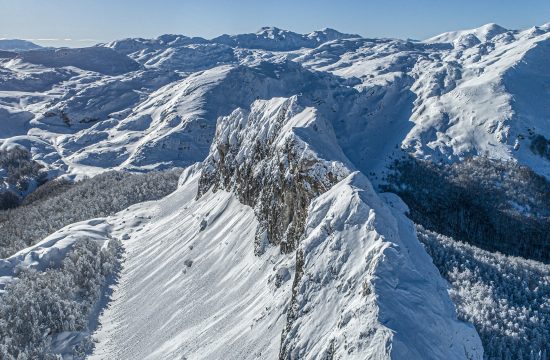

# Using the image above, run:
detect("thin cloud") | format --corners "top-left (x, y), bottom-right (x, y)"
top-left (22, 38), bottom-right (103, 43)
top-left (24, 38), bottom-right (61, 41)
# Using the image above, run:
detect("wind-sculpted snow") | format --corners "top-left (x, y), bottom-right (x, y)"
top-left (2, 92), bottom-right (483, 359)
top-left (3, 23), bottom-right (550, 184)
top-left (89, 170), bottom-right (296, 360)
top-left (34, 69), bottom-right (180, 128)
top-left (279, 174), bottom-right (482, 359)
top-left (196, 96), bottom-right (482, 358)
top-left (84, 61), bottom-right (343, 170)
top-left (296, 24), bottom-right (550, 179)
top-left (1, 57), bottom-right (356, 180)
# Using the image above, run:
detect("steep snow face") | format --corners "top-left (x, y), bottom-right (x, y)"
top-left (195, 95), bottom-right (482, 358)
top-left (502, 36), bottom-right (550, 175)
top-left (6, 24), bottom-right (550, 358)
top-left (90, 172), bottom-right (297, 360)
top-left (88, 173), bottom-right (482, 360)
top-left (0, 167), bottom-right (296, 359)
top-left (406, 26), bottom-right (550, 179)
top-left (280, 174), bottom-right (482, 359)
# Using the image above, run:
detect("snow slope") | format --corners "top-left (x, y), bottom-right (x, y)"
top-left (296, 24), bottom-right (550, 178)
top-left (90, 97), bottom-right (481, 359)
top-left (2, 95), bottom-right (483, 359)
top-left (279, 173), bottom-right (481, 359)
top-left (90, 171), bottom-right (296, 360)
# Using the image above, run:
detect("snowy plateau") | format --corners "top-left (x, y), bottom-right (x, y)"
top-left (0, 24), bottom-right (549, 360)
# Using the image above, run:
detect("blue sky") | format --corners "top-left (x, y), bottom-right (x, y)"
top-left (1, 0), bottom-right (549, 47)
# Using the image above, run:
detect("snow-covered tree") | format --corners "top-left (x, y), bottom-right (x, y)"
top-left (0, 169), bottom-right (180, 258)
top-left (418, 226), bottom-right (549, 360)
top-left (0, 239), bottom-right (121, 359)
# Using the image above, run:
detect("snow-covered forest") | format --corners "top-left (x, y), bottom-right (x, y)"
top-left (0, 169), bottom-right (180, 258)
top-left (418, 226), bottom-right (549, 360)
top-left (0, 239), bottom-right (122, 359)
top-left (384, 156), bottom-right (550, 262)
top-left (0, 146), bottom-right (47, 209)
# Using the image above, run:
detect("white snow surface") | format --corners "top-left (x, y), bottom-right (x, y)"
top-left (1, 168), bottom-right (482, 359)
top-left (2, 23), bottom-right (550, 181)
top-left (3, 22), bottom-right (550, 358)
top-left (279, 173), bottom-right (482, 359)
top-left (90, 171), bottom-right (296, 360)
top-left (2, 95), bottom-right (483, 358)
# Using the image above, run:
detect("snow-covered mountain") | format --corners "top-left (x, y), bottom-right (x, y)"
top-left (2, 23), bottom-right (550, 185)
top-left (213, 27), bottom-right (360, 51)
top-left (1, 24), bottom-right (549, 359)
top-left (1, 98), bottom-right (483, 359)
top-left (0, 39), bottom-right (42, 52)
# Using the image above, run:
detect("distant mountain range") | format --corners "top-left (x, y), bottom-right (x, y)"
top-left (0, 39), bottom-right (42, 51)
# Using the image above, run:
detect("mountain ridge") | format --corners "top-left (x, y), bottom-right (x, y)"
top-left (0, 22), bottom-right (549, 359)
top-left (0, 39), bottom-right (42, 51)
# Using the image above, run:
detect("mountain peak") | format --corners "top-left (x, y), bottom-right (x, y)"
top-left (212, 27), bottom-right (360, 51)
top-left (307, 28), bottom-right (360, 41)
top-left (424, 22), bottom-right (510, 44)
top-left (256, 26), bottom-right (286, 33)
top-left (476, 22), bottom-right (508, 40)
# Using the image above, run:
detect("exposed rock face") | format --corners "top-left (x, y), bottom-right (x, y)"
top-left (198, 96), bottom-right (350, 253)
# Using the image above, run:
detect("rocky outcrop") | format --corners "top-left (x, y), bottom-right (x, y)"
top-left (198, 96), bottom-right (350, 253)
